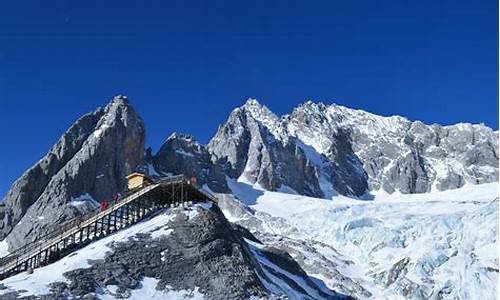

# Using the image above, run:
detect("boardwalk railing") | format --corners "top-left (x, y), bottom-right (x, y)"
top-left (0, 175), bottom-right (216, 279)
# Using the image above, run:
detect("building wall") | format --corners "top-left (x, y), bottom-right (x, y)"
top-left (127, 176), bottom-right (145, 190)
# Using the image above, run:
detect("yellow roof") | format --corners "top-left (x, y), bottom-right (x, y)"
top-left (126, 172), bottom-right (153, 181)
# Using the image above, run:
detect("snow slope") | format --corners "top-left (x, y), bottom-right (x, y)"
top-left (0, 207), bottom-right (190, 299)
top-left (0, 201), bottom-right (338, 300)
top-left (223, 181), bottom-right (499, 299)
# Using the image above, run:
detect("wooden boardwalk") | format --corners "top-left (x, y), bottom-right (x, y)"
top-left (0, 175), bottom-right (217, 280)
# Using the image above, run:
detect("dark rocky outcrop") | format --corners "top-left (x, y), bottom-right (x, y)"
top-left (152, 133), bottom-right (229, 193)
top-left (1, 204), bottom-right (345, 299)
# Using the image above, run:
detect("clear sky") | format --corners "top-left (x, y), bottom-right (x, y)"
top-left (0, 0), bottom-right (498, 197)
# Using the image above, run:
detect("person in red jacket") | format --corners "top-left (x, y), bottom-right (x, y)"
top-left (100, 200), bottom-right (109, 211)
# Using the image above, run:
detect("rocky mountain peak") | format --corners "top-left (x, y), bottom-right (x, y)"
top-left (153, 132), bottom-right (229, 192)
top-left (209, 99), bottom-right (498, 197)
top-left (242, 97), bottom-right (262, 107)
top-left (109, 94), bottom-right (130, 106)
top-left (1, 96), bottom-right (146, 250)
top-left (2, 96), bottom-right (497, 250)
top-left (158, 132), bottom-right (204, 157)
top-left (166, 132), bottom-right (196, 143)
top-left (237, 98), bottom-right (280, 131)
top-left (295, 100), bottom-right (328, 113)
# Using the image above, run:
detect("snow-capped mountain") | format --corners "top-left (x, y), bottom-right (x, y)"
top-left (0, 95), bottom-right (497, 299)
top-left (208, 99), bottom-right (498, 198)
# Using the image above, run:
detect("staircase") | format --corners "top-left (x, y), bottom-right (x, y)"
top-left (0, 175), bottom-right (217, 280)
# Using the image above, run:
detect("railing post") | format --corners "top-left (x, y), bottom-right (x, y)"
top-left (93, 218), bottom-right (98, 238)
top-left (107, 214), bottom-right (111, 234)
top-left (0, 181), bottom-right (172, 279)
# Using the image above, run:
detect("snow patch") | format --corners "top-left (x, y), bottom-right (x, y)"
top-left (197, 201), bottom-right (213, 210)
top-left (93, 124), bottom-right (109, 139)
top-left (0, 210), bottom-right (178, 297)
top-left (99, 277), bottom-right (205, 299)
top-left (68, 193), bottom-right (99, 208)
top-left (175, 149), bottom-right (195, 157)
top-left (0, 240), bottom-right (9, 258)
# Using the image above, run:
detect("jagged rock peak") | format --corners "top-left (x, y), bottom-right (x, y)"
top-left (109, 94), bottom-right (130, 105)
top-left (153, 132), bottom-right (229, 193)
top-left (296, 100), bottom-right (328, 111)
top-left (166, 132), bottom-right (197, 143)
top-left (209, 98), bottom-right (498, 197)
top-left (237, 98), bottom-right (280, 125)
top-left (1, 95), bottom-right (146, 250)
top-left (158, 132), bottom-right (206, 157)
top-left (243, 97), bottom-right (262, 107)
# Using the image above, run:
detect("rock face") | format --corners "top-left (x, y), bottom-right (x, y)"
top-left (210, 99), bottom-right (498, 197)
top-left (0, 204), bottom-right (348, 299)
top-left (152, 133), bottom-right (229, 193)
top-left (1, 95), bottom-right (145, 250)
top-left (208, 100), bottom-right (325, 197)
top-left (60, 205), bottom-right (271, 300)
top-left (1, 95), bottom-right (497, 246)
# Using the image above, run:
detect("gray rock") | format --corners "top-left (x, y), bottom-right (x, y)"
top-left (2, 98), bottom-right (497, 251)
top-left (24, 205), bottom-right (344, 299)
top-left (209, 99), bottom-right (498, 196)
top-left (209, 100), bottom-right (324, 197)
top-left (152, 133), bottom-right (229, 192)
top-left (385, 257), bottom-right (410, 287)
top-left (2, 95), bottom-right (145, 250)
top-left (0, 108), bottom-right (105, 241)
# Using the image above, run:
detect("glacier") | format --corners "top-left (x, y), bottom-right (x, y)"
top-left (219, 181), bottom-right (499, 299)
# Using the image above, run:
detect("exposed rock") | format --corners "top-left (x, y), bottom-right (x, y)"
top-left (152, 133), bottom-right (229, 192)
top-left (209, 99), bottom-right (324, 197)
top-left (0, 108), bottom-right (105, 241)
top-left (2, 95), bottom-right (145, 250)
top-left (385, 257), bottom-right (410, 287)
top-left (209, 99), bottom-right (498, 196)
top-left (6, 204), bottom-right (345, 299)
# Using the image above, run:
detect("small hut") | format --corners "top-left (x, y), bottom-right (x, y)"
top-left (126, 172), bottom-right (154, 191)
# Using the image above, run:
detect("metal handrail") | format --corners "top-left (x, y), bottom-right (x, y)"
top-left (0, 174), bottom-right (217, 274)
top-left (0, 181), bottom-right (163, 269)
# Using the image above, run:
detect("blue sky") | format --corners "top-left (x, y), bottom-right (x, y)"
top-left (0, 0), bottom-right (498, 197)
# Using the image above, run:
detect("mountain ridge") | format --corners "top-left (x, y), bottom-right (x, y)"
top-left (0, 95), bottom-right (497, 299)
top-left (1, 95), bottom-right (146, 250)
top-left (204, 98), bottom-right (497, 197)
top-left (1, 95), bottom-right (497, 251)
